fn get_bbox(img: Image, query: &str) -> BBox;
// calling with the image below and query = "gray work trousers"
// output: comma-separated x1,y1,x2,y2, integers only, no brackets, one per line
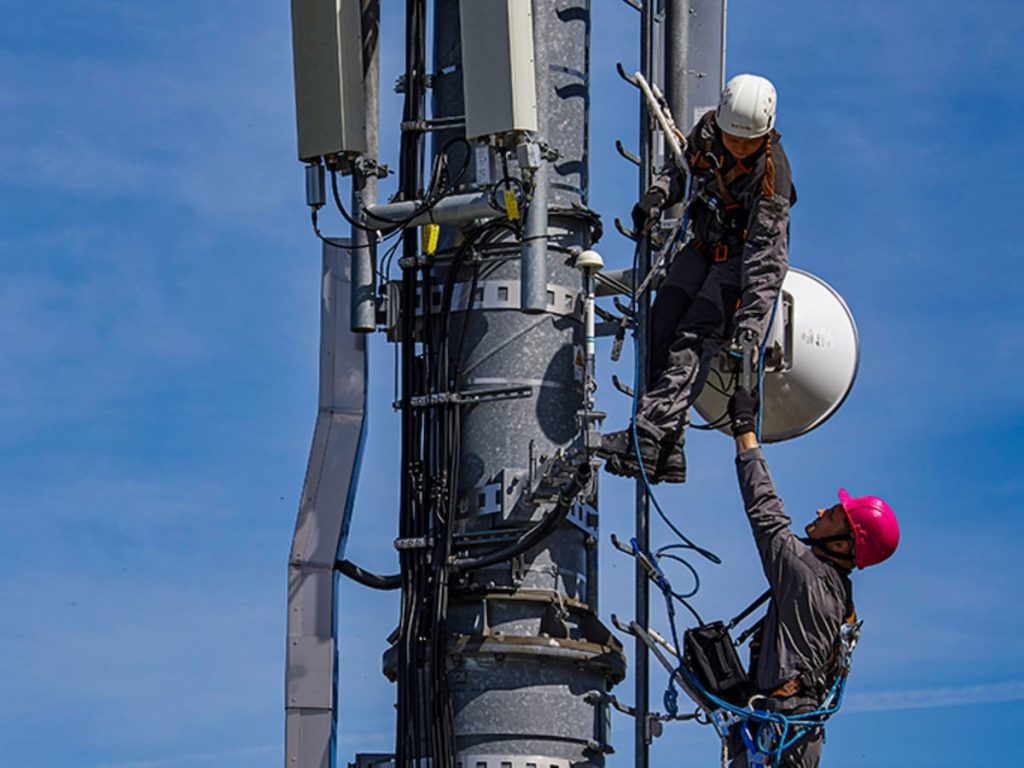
726,721,824,768
634,246,742,442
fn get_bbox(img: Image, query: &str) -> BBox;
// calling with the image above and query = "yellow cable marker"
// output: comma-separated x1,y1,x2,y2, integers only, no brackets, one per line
503,189,520,221
422,223,440,256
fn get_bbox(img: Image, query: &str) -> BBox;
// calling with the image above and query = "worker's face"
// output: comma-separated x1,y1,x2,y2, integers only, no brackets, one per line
805,503,852,548
721,131,766,160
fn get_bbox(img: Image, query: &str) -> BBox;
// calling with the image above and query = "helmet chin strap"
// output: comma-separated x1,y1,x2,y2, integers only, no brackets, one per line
800,534,855,564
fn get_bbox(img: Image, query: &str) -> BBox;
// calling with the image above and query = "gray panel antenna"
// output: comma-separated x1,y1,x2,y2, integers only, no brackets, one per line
290,0,367,161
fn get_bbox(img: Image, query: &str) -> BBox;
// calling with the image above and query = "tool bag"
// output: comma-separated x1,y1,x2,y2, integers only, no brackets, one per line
683,621,750,705
683,589,771,706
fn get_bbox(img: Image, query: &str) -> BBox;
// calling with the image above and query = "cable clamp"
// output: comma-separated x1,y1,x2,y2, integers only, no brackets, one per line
397,254,433,269
394,536,434,551
354,156,391,179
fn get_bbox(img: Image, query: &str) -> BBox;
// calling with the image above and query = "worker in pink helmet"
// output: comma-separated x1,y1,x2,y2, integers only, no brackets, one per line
723,388,900,767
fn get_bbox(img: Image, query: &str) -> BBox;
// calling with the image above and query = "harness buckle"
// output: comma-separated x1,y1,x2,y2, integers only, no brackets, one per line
713,243,729,263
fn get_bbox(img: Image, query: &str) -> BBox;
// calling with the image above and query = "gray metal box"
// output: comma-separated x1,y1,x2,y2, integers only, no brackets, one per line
460,0,539,140
290,0,367,162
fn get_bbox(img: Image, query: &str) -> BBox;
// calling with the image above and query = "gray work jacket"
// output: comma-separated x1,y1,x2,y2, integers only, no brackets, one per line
735,447,851,693
651,110,794,338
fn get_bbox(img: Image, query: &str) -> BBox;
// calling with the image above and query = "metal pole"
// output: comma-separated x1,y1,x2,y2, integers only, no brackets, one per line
663,0,688,227
395,2,427,765
666,0,726,135
635,0,656,765
664,0,688,129
350,0,380,333
521,161,550,313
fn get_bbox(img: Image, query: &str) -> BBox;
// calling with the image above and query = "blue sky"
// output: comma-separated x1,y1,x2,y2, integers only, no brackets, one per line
1,1,1022,766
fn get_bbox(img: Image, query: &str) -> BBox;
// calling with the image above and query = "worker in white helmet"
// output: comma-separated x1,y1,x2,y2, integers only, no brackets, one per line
599,74,796,484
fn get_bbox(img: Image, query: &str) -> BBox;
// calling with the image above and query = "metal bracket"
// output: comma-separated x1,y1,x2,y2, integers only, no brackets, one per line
616,62,640,87
525,450,596,530
594,320,623,339
612,375,634,398
613,297,635,317
646,714,664,743
401,116,467,133
614,217,639,242
593,304,619,323
386,279,584,327
585,690,636,717
594,271,633,297
465,468,525,520
396,384,534,410
615,140,641,167
594,303,633,358
623,617,718,721
354,156,391,179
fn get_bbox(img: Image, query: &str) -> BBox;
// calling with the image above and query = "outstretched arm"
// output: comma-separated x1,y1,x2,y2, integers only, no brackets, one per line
729,390,809,589
736,431,759,454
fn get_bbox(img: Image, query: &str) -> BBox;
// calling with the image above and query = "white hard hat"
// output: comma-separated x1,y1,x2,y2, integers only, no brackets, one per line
716,74,777,139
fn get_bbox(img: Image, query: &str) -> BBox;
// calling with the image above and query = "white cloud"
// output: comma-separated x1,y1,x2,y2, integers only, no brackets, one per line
844,680,1024,714
94,743,279,768
0,14,299,231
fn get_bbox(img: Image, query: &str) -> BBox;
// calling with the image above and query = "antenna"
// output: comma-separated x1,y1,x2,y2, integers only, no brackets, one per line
693,268,861,442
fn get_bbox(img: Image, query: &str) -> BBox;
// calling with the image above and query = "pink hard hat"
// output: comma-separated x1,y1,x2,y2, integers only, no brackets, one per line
838,488,900,569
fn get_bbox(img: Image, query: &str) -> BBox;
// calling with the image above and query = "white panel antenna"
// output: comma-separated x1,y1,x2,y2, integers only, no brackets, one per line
693,268,860,442
460,0,539,140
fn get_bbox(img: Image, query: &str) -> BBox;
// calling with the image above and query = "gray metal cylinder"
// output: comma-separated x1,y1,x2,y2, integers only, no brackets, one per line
423,0,622,765
350,0,380,333
520,162,550,314
666,0,726,134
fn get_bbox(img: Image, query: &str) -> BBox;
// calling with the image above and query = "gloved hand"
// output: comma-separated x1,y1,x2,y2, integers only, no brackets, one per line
631,188,666,235
728,387,759,437
731,326,758,352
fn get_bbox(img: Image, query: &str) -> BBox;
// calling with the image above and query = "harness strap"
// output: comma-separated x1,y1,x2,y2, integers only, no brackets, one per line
801,533,856,567
727,589,771,630
768,603,858,701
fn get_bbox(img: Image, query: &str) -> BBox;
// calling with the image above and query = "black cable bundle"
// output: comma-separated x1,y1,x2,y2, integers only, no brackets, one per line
395,1,428,765
386,13,548,761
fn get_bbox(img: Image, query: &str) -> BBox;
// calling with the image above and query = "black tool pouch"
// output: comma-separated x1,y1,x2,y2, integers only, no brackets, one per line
683,621,750,706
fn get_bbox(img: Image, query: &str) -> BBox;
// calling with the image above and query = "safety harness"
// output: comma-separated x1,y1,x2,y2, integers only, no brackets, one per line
623,535,861,768
705,604,861,768
684,112,785,263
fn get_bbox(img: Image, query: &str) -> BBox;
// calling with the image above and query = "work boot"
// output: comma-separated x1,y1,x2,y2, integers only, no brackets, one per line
597,428,659,479
653,440,686,484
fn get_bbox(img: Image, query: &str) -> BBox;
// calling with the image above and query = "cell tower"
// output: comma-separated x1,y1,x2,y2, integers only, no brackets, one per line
283,2,858,768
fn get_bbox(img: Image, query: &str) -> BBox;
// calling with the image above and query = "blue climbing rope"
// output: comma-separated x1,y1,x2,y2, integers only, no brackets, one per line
627,233,720,567
643,554,853,765
622,193,831,766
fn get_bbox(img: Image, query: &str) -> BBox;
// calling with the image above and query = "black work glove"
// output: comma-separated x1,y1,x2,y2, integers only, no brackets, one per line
728,387,759,437
631,188,666,235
